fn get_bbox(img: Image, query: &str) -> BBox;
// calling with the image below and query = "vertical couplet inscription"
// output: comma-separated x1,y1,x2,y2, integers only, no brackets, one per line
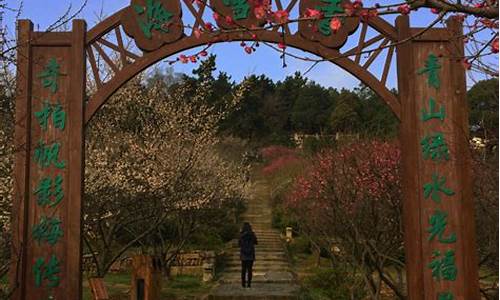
27,54,68,300
13,21,86,300
418,53,458,300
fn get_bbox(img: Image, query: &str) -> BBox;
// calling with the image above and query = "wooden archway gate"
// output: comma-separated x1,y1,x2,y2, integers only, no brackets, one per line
11,0,480,299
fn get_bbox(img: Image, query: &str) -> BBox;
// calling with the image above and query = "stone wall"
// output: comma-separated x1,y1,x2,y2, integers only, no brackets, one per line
169,250,216,282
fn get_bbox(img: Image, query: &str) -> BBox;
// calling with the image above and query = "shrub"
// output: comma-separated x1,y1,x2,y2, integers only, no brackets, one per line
287,236,312,256
302,267,365,300
302,135,335,156
271,206,298,231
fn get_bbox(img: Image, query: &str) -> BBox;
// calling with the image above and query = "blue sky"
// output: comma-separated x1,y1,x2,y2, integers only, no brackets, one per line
4,0,494,90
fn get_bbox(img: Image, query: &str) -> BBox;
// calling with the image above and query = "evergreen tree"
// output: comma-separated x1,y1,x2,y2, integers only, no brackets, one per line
291,82,335,134
330,89,362,134
467,78,498,138
356,85,399,138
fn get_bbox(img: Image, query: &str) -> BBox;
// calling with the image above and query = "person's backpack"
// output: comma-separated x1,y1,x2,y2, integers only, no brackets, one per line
241,233,254,256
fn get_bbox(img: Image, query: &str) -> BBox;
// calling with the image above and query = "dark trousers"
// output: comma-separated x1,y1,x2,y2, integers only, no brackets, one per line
241,260,254,287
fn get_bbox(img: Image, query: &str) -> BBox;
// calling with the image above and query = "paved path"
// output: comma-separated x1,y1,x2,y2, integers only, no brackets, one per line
208,180,299,299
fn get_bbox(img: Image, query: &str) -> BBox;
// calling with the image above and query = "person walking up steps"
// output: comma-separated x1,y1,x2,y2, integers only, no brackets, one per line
239,222,258,288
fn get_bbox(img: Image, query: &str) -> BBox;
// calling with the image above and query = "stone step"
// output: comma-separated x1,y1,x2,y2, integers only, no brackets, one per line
243,213,272,217
245,202,270,206
256,237,281,240
253,235,281,239
230,245,283,250
255,240,283,244
243,224,272,228
224,267,291,274
226,255,287,262
226,253,287,260
225,257,288,264
236,229,281,240
232,235,281,239
241,220,272,225
244,213,271,217
229,247,286,253
219,271,295,284
224,260,290,274
256,243,284,248
244,209,271,213
208,283,300,300
244,226,273,230
229,242,283,249
242,219,272,223
253,229,280,233
233,237,281,243
244,210,271,214
225,261,290,268
253,231,280,234
255,247,285,252
210,181,299,299
226,257,287,264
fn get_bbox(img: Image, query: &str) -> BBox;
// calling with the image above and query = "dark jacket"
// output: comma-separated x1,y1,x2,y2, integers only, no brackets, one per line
238,230,258,261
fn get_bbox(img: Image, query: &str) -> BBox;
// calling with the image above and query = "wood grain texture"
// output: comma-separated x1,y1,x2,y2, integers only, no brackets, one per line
10,19,33,300
11,20,86,300
396,15,480,300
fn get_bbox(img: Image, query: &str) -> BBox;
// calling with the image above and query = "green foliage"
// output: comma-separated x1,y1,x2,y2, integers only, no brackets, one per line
330,89,361,133
271,206,298,231
188,56,402,146
467,78,499,138
300,267,366,300
167,275,204,289
287,235,312,255
0,80,13,295
302,135,336,156
291,82,336,134
357,87,399,138
221,74,276,141
82,274,213,300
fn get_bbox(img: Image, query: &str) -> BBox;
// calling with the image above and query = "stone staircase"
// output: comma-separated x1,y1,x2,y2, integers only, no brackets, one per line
208,180,299,299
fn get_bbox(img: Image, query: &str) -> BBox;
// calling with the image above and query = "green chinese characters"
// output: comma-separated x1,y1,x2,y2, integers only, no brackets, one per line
438,292,454,300
38,58,61,94
428,250,457,281
34,141,66,169
34,175,64,208
33,254,61,288
419,52,458,299
36,58,66,132
32,57,66,295
223,0,250,20
35,102,66,131
316,0,344,36
423,173,455,204
427,210,456,244
420,132,450,162
134,0,174,39
421,97,445,122
32,216,63,246
418,53,441,89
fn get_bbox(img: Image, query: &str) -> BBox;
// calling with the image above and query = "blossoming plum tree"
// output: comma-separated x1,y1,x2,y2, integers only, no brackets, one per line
83,72,249,277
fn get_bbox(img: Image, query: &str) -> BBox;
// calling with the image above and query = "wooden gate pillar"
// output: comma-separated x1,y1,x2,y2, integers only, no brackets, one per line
396,15,480,300
11,20,86,300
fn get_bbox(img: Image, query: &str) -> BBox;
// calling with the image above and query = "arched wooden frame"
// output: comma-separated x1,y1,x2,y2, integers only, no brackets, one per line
83,7,401,124
11,2,482,298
